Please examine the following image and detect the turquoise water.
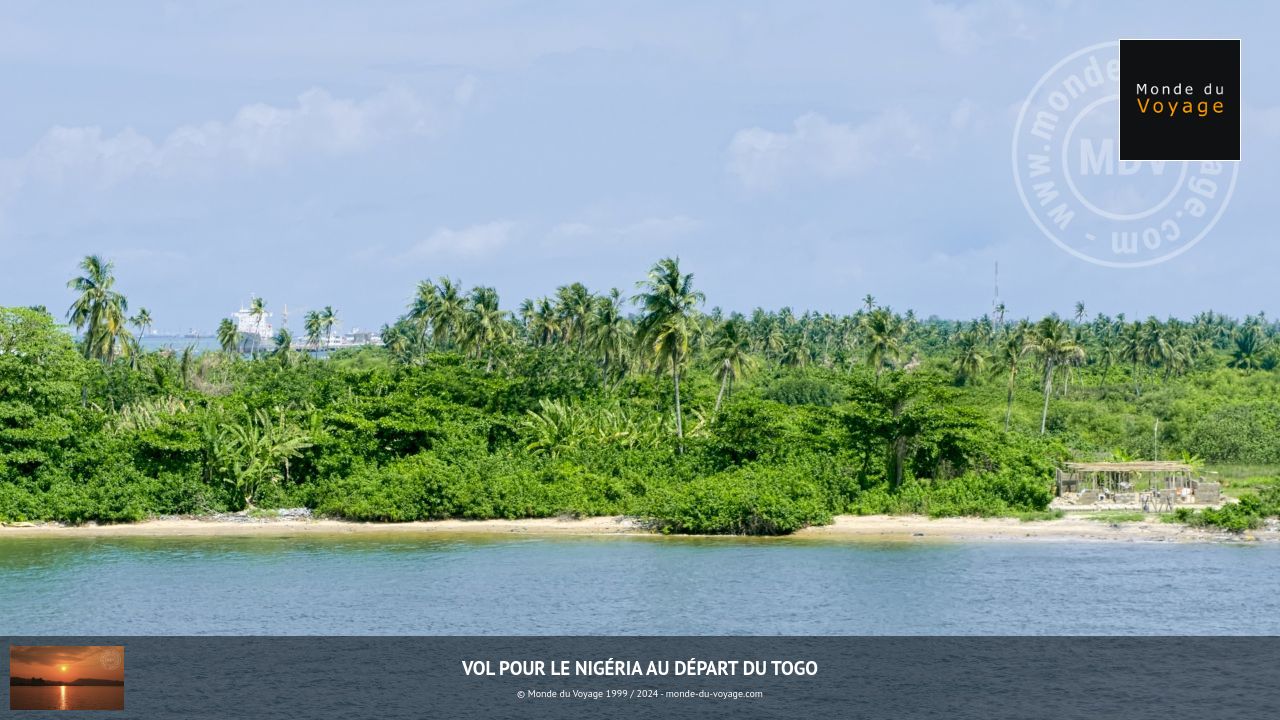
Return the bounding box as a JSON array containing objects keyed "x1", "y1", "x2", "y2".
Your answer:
[{"x1": 1, "y1": 535, "x2": 1277, "y2": 635}]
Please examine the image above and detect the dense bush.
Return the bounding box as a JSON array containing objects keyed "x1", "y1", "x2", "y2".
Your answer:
[
  {"x1": 644, "y1": 464, "x2": 833, "y2": 535},
  {"x1": 879, "y1": 471, "x2": 1055, "y2": 518},
  {"x1": 1173, "y1": 486, "x2": 1280, "y2": 532}
]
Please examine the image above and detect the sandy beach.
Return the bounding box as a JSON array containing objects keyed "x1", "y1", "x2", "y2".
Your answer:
[{"x1": 0, "y1": 513, "x2": 1274, "y2": 543}]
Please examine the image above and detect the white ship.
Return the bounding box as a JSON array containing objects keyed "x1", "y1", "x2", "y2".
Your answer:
[
  {"x1": 228, "y1": 298, "x2": 382, "y2": 351},
  {"x1": 233, "y1": 300, "x2": 274, "y2": 348}
]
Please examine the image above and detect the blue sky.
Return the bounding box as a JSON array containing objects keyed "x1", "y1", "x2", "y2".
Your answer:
[{"x1": 1, "y1": 1, "x2": 1277, "y2": 334}]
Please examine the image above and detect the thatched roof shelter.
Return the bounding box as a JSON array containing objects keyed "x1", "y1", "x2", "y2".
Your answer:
[
  {"x1": 1056, "y1": 460, "x2": 1199, "y2": 499},
  {"x1": 1063, "y1": 461, "x2": 1192, "y2": 473}
]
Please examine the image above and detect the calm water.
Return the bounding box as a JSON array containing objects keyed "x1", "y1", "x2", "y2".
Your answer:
[
  {"x1": 1, "y1": 535, "x2": 1278, "y2": 635},
  {"x1": 10, "y1": 685, "x2": 124, "y2": 711}
]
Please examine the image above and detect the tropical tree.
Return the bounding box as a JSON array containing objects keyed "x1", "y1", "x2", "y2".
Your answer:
[
  {"x1": 219, "y1": 408, "x2": 312, "y2": 509},
  {"x1": 1120, "y1": 321, "x2": 1150, "y2": 395},
  {"x1": 859, "y1": 307, "x2": 906, "y2": 382},
  {"x1": 633, "y1": 257, "x2": 704, "y2": 447},
  {"x1": 996, "y1": 322, "x2": 1028, "y2": 430},
  {"x1": 130, "y1": 307, "x2": 153, "y2": 337},
  {"x1": 431, "y1": 278, "x2": 466, "y2": 348},
  {"x1": 1025, "y1": 316, "x2": 1084, "y2": 434},
  {"x1": 408, "y1": 279, "x2": 437, "y2": 346},
  {"x1": 526, "y1": 297, "x2": 559, "y2": 346},
  {"x1": 952, "y1": 328, "x2": 988, "y2": 385},
  {"x1": 248, "y1": 297, "x2": 268, "y2": 353},
  {"x1": 709, "y1": 318, "x2": 756, "y2": 413},
  {"x1": 217, "y1": 318, "x2": 240, "y2": 354},
  {"x1": 462, "y1": 286, "x2": 511, "y2": 370},
  {"x1": 271, "y1": 328, "x2": 296, "y2": 367},
  {"x1": 555, "y1": 282, "x2": 595, "y2": 347},
  {"x1": 66, "y1": 255, "x2": 132, "y2": 362},
  {"x1": 588, "y1": 289, "x2": 629, "y2": 379},
  {"x1": 303, "y1": 310, "x2": 324, "y2": 351},
  {"x1": 179, "y1": 345, "x2": 194, "y2": 389},
  {"x1": 321, "y1": 306, "x2": 338, "y2": 348},
  {"x1": 1228, "y1": 324, "x2": 1271, "y2": 371}
]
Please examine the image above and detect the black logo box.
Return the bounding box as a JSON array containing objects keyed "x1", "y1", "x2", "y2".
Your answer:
[{"x1": 1119, "y1": 39, "x2": 1240, "y2": 161}]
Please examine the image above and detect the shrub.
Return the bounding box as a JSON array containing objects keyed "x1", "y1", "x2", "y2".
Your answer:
[
  {"x1": 644, "y1": 464, "x2": 832, "y2": 535},
  {"x1": 848, "y1": 471, "x2": 1053, "y2": 518},
  {"x1": 1177, "y1": 493, "x2": 1276, "y2": 533},
  {"x1": 763, "y1": 376, "x2": 847, "y2": 407}
]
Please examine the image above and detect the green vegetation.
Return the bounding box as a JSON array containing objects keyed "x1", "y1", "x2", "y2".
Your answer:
[
  {"x1": 1085, "y1": 511, "x2": 1149, "y2": 523},
  {"x1": 1171, "y1": 488, "x2": 1280, "y2": 533},
  {"x1": 4, "y1": 255, "x2": 1280, "y2": 534}
]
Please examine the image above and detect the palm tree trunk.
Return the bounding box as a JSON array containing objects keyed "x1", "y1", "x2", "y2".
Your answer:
[
  {"x1": 714, "y1": 361, "x2": 729, "y2": 414},
  {"x1": 672, "y1": 356, "x2": 684, "y2": 450},
  {"x1": 1040, "y1": 360, "x2": 1055, "y2": 434},
  {"x1": 1004, "y1": 367, "x2": 1016, "y2": 431}
]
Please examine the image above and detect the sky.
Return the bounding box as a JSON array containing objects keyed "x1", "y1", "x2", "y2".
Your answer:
[
  {"x1": 10, "y1": 646, "x2": 125, "y2": 682},
  {"x1": 0, "y1": 1, "x2": 1277, "y2": 334}
]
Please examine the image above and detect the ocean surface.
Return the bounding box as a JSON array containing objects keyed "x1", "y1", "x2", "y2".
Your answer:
[
  {"x1": 1, "y1": 535, "x2": 1278, "y2": 635},
  {"x1": 9, "y1": 685, "x2": 124, "y2": 711}
]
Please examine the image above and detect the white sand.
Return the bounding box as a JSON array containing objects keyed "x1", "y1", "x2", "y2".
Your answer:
[{"x1": 1, "y1": 513, "x2": 1272, "y2": 542}]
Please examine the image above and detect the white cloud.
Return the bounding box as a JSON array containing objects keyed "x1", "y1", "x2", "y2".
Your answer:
[
  {"x1": 548, "y1": 214, "x2": 699, "y2": 244},
  {"x1": 726, "y1": 111, "x2": 926, "y2": 191},
  {"x1": 405, "y1": 221, "x2": 516, "y2": 260},
  {"x1": 927, "y1": 3, "x2": 983, "y2": 55},
  {"x1": 926, "y1": 1, "x2": 1042, "y2": 55},
  {"x1": 4, "y1": 86, "x2": 442, "y2": 194}
]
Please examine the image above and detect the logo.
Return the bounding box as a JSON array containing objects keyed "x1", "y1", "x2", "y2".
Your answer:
[
  {"x1": 1119, "y1": 39, "x2": 1240, "y2": 161},
  {"x1": 1012, "y1": 41, "x2": 1238, "y2": 268}
]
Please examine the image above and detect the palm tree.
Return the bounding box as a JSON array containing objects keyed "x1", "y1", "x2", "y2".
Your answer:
[
  {"x1": 217, "y1": 318, "x2": 240, "y2": 354},
  {"x1": 859, "y1": 307, "x2": 906, "y2": 382},
  {"x1": 431, "y1": 278, "x2": 466, "y2": 348},
  {"x1": 271, "y1": 328, "x2": 296, "y2": 366},
  {"x1": 303, "y1": 310, "x2": 324, "y2": 351},
  {"x1": 709, "y1": 318, "x2": 756, "y2": 413},
  {"x1": 320, "y1": 306, "x2": 338, "y2": 348},
  {"x1": 633, "y1": 257, "x2": 704, "y2": 447},
  {"x1": 1228, "y1": 324, "x2": 1270, "y2": 371},
  {"x1": 179, "y1": 345, "x2": 194, "y2": 389},
  {"x1": 130, "y1": 307, "x2": 153, "y2": 337},
  {"x1": 462, "y1": 286, "x2": 511, "y2": 370},
  {"x1": 997, "y1": 322, "x2": 1029, "y2": 430},
  {"x1": 248, "y1": 297, "x2": 267, "y2": 353},
  {"x1": 525, "y1": 297, "x2": 559, "y2": 346},
  {"x1": 408, "y1": 279, "x2": 437, "y2": 346},
  {"x1": 952, "y1": 329, "x2": 988, "y2": 385},
  {"x1": 555, "y1": 282, "x2": 595, "y2": 346},
  {"x1": 66, "y1": 254, "x2": 131, "y2": 362},
  {"x1": 588, "y1": 289, "x2": 629, "y2": 379},
  {"x1": 1025, "y1": 316, "x2": 1084, "y2": 434},
  {"x1": 1119, "y1": 321, "x2": 1149, "y2": 395}
]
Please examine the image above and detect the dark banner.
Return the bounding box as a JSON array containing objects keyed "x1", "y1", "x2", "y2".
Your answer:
[{"x1": 4, "y1": 637, "x2": 1278, "y2": 719}]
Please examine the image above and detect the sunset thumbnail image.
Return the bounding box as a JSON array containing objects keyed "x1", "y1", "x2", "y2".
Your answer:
[{"x1": 9, "y1": 646, "x2": 124, "y2": 711}]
